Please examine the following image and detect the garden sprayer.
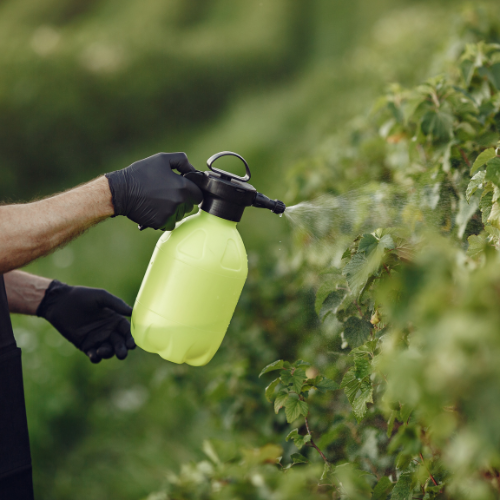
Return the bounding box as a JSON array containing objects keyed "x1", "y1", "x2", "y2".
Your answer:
[{"x1": 131, "y1": 151, "x2": 285, "y2": 366}]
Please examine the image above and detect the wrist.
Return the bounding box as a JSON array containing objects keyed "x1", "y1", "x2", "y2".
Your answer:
[
  {"x1": 4, "y1": 271, "x2": 53, "y2": 315},
  {"x1": 93, "y1": 176, "x2": 115, "y2": 218}
]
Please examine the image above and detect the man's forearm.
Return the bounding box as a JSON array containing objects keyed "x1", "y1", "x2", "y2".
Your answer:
[
  {"x1": 0, "y1": 176, "x2": 114, "y2": 274},
  {"x1": 4, "y1": 271, "x2": 52, "y2": 315}
]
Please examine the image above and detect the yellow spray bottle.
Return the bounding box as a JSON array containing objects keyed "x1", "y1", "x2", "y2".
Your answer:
[{"x1": 131, "y1": 152, "x2": 285, "y2": 366}]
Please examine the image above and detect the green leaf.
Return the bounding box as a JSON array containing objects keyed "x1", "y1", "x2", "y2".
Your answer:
[
  {"x1": 259, "y1": 360, "x2": 284, "y2": 377},
  {"x1": 286, "y1": 428, "x2": 300, "y2": 442},
  {"x1": 471, "y1": 147, "x2": 496, "y2": 175},
  {"x1": 388, "y1": 424, "x2": 421, "y2": 456},
  {"x1": 488, "y1": 201, "x2": 500, "y2": 229},
  {"x1": 352, "y1": 380, "x2": 373, "y2": 421},
  {"x1": 281, "y1": 368, "x2": 307, "y2": 394},
  {"x1": 391, "y1": 472, "x2": 412, "y2": 500},
  {"x1": 467, "y1": 233, "x2": 487, "y2": 258},
  {"x1": 286, "y1": 429, "x2": 312, "y2": 449},
  {"x1": 314, "y1": 376, "x2": 339, "y2": 392},
  {"x1": 466, "y1": 170, "x2": 486, "y2": 202},
  {"x1": 340, "y1": 369, "x2": 372, "y2": 420},
  {"x1": 341, "y1": 246, "x2": 352, "y2": 260},
  {"x1": 343, "y1": 235, "x2": 391, "y2": 297},
  {"x1": 265, "y1": 378, "x2": 280, "y2": 402},
  {"x1": 379, "y1": 234, "x2": 396, "y2": 250},
  {"x1": 318, "y1": 290, "x2": 346, "y2": 321},
  {"x1": 351, "y1": 340, "x2": 378, "y2": 356},
  {"x1": 284, "y1": 394, "x2": 309, "y2": 423},
  {"x1": 358, "y1": 234, "x2": 378, "y2": 255},
  {"x1": 354, "y1": 357, "x2": 371, "y2": 380},
  {"x1": 485, "y1": 157, "x2": 500, "y2": 186},
  {"x1": 420, "y1": 110, "x2": 453, "y2": 142},
  {"x1": 372, "y1": 476, "x2": 394, "y2": 500},
  {"x1": 293, "y1": 359, "x2": 311, "y2": 368},
  {"x1": 274, "y1": 391, "x2": 289, "y2": 414},
  {"x1": 314, "y1": 270, "x2": 345, "y2": 315},
  {"x1": 396, "y1": 454, "x2": 413, "y2": 471},
  {"x1": 489, "y1": 62, "x2": 500, "y2": 90},
  {"x1": 340, "y1": 368, "x2": 359, "y2": 404},
  {"x1": 320, "y1": 462, "x2": 334, "y2": 482},
  {"x1": 342, "y1": 253, "x2": 369, "y2": 296},
  {"x1": 476, "y1": 130, "x2": 498, "y2": 147},
  {"x1": 480, "y1": 189, "x2": 493, "y2": 223},
  {"x1": 399, "y1": 404, "x2": 413, "y2": 423},
  {"x1": 485, "y1": 225, "x2": 500, "y2": 239},
  {"x1": 343, "y1": 317, "x2": 372, "y2": 348},
  {"x1": 456, "y1": 193, "x2": 480, "y2": 238},
  {"x1": 358, "y1": 233, "x2": 395, "y2": 256},
  {"x1": 461, "y1": 58, "x2": 475, "y2": 86},
  {"x1": 290, "y1": 452, "x2": 309, "y2": 464},
  {"x1": 451, "y1": 84, "x2": 475, "y2": 102}
]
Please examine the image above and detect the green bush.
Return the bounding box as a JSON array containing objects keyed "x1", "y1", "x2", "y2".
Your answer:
[
  {"x1": 145, "y1": 7, "x2": 500, "y2": 499},
  {"x1": 7, "y1": 2, "x2": 500, "y2": 499}
]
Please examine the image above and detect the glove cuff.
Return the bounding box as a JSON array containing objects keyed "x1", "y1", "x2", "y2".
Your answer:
[
  {"x1": 104, "y1": 171, "x2": 128, "y2": 217},
  {"x1": 36, "y1": 280, "x2": 70, "y2": 318}
]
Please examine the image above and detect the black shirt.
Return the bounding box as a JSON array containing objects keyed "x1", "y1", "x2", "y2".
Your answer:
[
  {"x1": 0, "y1": 274, "x2": 34, "y2": 498},
  {"x1": 0, "y1": 275, "x2": 15, "y2": 349}
]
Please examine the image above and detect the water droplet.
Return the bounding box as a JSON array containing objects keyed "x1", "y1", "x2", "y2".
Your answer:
[{"x1": 279, "y1": 213, "x2": 283, "y2": 218}]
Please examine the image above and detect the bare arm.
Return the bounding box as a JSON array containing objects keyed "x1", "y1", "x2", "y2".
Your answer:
[
  {"x1": 0, "y1": 176, "x2": 114, "y2": 274},
  {"x1": 4, "y1": 271, "x2": 52, "y2": 315}
]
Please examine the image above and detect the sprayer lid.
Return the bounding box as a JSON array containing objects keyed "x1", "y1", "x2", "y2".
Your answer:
[{"x1": 184, "y1": 151, "x2": 258, "y2": 222}]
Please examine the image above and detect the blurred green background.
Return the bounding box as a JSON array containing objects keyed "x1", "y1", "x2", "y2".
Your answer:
[{"x1": 1, "y1": 0, "x2": 492, "y2": 498}]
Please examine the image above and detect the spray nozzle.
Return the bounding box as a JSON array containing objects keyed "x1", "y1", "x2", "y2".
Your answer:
[
  {"x1": 253, "y1": 192, "x2": 286, "y2": 214},
  {"x1": 182, "y1": 151, "x2": 286, "y2": 222}
]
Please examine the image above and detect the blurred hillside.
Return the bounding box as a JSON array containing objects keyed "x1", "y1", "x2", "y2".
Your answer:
[{"x1": 2, "y1": 0, "x2": 494, "y2": 499}]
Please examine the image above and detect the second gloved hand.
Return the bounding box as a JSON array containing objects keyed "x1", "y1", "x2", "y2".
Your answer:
[
  {"x1": 36, "y1": 280, "x2": 136, "y2": 363},
  {"x1": 105, "y1": 152, "x2": 203, "y2": 231}
]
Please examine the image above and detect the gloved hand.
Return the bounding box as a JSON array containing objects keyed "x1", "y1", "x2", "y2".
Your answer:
[
  {"x1": 105, "y1": 152, "x2": 203, "y2": 231},
  {"x1": 36, "y1": 280, "x2": 135, "y2": 363}
]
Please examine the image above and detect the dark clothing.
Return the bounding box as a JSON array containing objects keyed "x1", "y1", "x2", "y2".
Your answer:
[
  {"x1": 0, "y1": 275, "x2": 16, "y2": 349},
  {"x1": 0, "y1": 275, "x2": 34, "y2": 499}
]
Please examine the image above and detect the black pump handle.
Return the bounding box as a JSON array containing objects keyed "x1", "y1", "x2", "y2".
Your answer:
[{"x1": 207, "y1": 151, "x2": 251, "y2": 182}]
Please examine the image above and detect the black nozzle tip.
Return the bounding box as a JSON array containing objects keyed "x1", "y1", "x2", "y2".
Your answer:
[
  {"x1": 253, "y1": 192, "x2": 286, "y2": 214},
  {"x1": 273, "y1": 200, "x2": 286, "y2": 215}
]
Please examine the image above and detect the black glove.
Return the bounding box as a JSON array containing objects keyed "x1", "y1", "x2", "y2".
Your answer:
[
  {"x1": 36, "y1": 280, "x2": 136, "y2": 364},
  {"x1": 105, "y1": 152, "x2": 203, "y2": 231}
]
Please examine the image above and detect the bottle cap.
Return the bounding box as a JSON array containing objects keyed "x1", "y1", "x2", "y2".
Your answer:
[{"x1": 184, "y1": 152, "x2": 285, "y2": 222}]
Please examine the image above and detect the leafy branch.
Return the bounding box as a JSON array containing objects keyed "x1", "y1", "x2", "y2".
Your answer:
[{"x1": 259, "y1": 359, "x2": 337, "y2": 466}]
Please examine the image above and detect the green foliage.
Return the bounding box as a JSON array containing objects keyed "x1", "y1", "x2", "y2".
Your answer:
[
  {"x1": 8, "y1": 1, "x2": 500, "y2": 499},
  {"x1": 261, "y1": 361, "x2": 338, "y2": 427},
  {"x1": 153, "y1": 5, "x2": 500, "y2": 499},
  {"x1": 257, "y1": 7, "x2": 500, "y2": 499},
  {"x1": 286, "y1": 429, "x2": 312, "y2": 450},
  {"x1": 372, "y1": 476, "x2": 394, "y2": 500}
]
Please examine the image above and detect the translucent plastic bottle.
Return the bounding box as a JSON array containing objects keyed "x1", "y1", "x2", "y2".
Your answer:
[
  {"x1": 131, "y1": 152, "x2": 285, "y2": 366},
  {"x1": 132, "y1": 210, "x2": 247, "y2": 366}
]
